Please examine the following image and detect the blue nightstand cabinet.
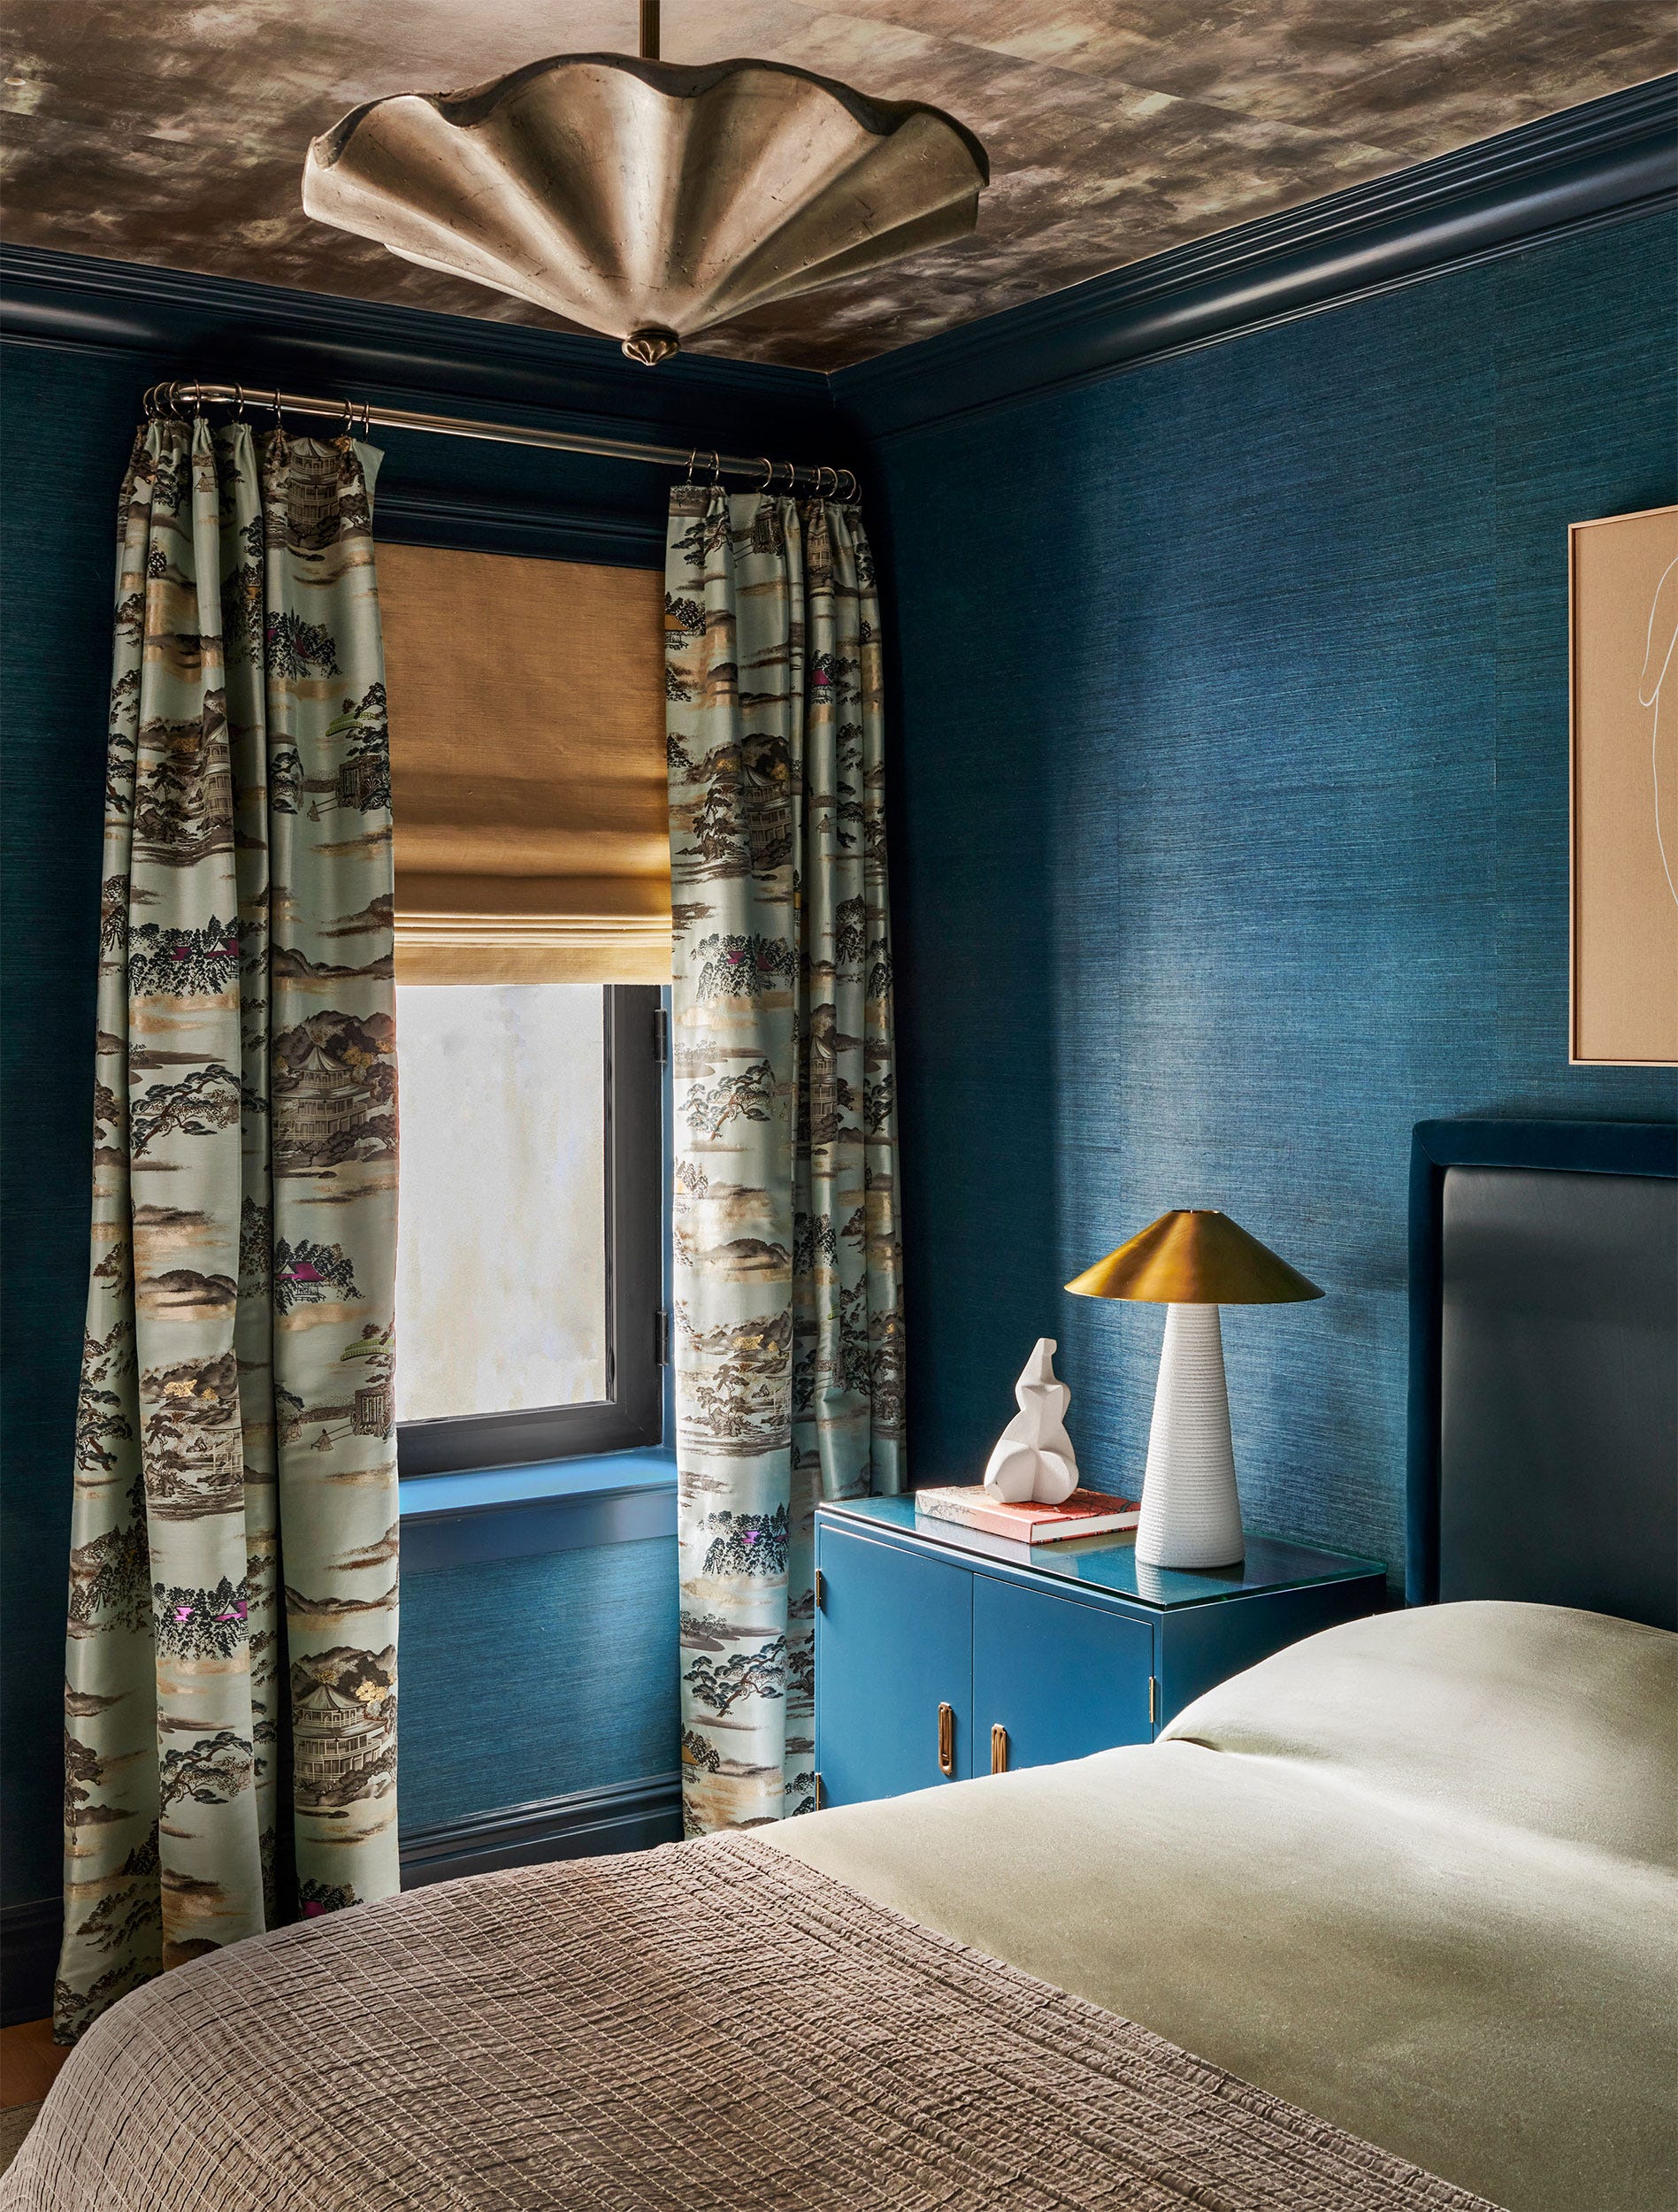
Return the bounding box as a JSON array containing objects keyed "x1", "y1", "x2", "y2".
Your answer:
[{"x1": 814, "y1": 1497, "x2": 1386, "y2": 1810}]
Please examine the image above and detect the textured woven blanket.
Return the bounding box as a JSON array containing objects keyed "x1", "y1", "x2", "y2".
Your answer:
[{"x1": 3, "y1": 1833, "x2": 1499, "y2": 2211}]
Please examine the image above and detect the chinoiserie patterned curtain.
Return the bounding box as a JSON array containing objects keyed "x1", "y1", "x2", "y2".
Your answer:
[
  {"x1": 57, "y1": 413, "x2": 400, "y2": 2039},
  {"x1": 666, "y1": 484, "x2": 905, "y2": 1834}
]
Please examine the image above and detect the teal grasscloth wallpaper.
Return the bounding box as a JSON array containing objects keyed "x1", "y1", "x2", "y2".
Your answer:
[
  {"x1": 5, "y1": 206, "x2": 1676, "y2": 1940},
  {"x1": 872, "y1": 211, "x2": 1678, "y2": 1584}
]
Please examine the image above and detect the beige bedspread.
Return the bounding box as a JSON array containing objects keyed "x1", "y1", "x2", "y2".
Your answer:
[
  {"x1": 767, "y1": 1600, "x2": 1678, "y2": 2212},
  {"x1": 3, "y1": 1832, "x2": 1495, "y2": 2212},
  {"x1": 8, "y1": 1601, "x2": 1667, "y2": 2211}
]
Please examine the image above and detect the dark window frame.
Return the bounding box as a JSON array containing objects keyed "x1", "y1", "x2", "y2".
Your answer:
[{"x1": 396, "y1": 982, "x2": 665, "y2": 1479}]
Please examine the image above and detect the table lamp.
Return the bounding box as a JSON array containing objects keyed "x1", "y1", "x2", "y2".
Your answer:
[{"x1": 1066, "y1": 1210, "x2": 1322, "y2": 1571}]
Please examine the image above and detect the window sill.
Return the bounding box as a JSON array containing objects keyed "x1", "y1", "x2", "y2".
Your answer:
[{"x1": 399, "y1": 1448, "x2": 677, "y2": 1571}]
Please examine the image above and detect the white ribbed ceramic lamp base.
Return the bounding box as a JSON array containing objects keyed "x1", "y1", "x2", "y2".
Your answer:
[{"x1": 1135, "y1": 1303, "x2": 1245, "y2": 1570}]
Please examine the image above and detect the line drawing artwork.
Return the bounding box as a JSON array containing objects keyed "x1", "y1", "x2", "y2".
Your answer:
[{"x1": 1641, "y1": 551, "x2": 1678, "y2": 910}]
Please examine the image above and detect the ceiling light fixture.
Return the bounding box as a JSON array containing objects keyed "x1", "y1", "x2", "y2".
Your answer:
[{"x1": 301, "y1": 0, "x2": 988, "y2": 365}]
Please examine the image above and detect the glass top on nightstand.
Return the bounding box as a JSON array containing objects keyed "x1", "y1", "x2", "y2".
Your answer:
[{"x1": 816, "y1": 1494, "x2": 1385, "y2": 1610}]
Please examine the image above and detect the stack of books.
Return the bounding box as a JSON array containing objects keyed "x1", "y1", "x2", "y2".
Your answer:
[{"x1": 914, "y1": 1485, "x2": 1142, "y2": 1545}]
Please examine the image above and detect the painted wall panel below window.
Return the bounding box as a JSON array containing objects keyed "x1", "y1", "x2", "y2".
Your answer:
[{"x1": 397, "y1": 1538, "x2": 679, "y2": 1832}]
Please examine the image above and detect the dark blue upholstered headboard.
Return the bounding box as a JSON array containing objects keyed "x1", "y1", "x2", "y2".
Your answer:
[{"x1": 1408, "y1": 1120, "x2": 1678, "y2": 1628}]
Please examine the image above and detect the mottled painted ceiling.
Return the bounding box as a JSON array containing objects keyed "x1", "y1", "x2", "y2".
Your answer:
[{"x1": 2, "y1": 3, "x2": 1669, "y2": 369}]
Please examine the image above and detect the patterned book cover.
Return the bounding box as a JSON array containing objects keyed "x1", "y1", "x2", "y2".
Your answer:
[{"x1": 914, "y1": 1486, "x2": 1142, "y2": 1543}]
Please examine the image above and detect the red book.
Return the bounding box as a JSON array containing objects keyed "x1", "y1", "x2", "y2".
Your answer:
[{"x1": 913, "y1": 1485, "x2": 1141, "y2": 1544}]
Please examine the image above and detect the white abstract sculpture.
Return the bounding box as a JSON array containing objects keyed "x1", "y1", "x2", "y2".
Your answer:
[{"x1": 984, "y1": 1339, "x2": 1080, "y2": 1503}]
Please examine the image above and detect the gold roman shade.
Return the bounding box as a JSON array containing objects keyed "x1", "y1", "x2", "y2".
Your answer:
[{"x1": 377, "y1": 540, "x2": 671, "y2": 984}]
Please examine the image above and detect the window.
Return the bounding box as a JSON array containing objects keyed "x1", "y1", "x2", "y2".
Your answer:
[
  {"x1": 394, "y1": 981, "x2": 663, "y2": 1477},
  {"x1": 375, "y1": 538, "x2": 671, "y2": 1479}
]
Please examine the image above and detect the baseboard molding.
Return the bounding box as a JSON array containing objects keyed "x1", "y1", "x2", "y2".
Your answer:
[
  {"x1": 834, "y1": 74, "x2": 1678, "y2": 440},
  {"x1": 0, "y1": 1898, "x2": 60, "y2": 2030},
  {"x1": 399, "y1": 1771, "x2": 683, "y2": 1888}
]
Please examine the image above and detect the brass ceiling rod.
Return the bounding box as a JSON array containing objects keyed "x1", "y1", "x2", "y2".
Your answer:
[{"x1": 161, "y1": 381, "x2": 855, "y2": 495}]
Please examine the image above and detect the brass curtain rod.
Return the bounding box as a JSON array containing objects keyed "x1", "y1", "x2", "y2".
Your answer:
[{"x1": 155, "y1": 381, "x2": 857, "y2": 497}]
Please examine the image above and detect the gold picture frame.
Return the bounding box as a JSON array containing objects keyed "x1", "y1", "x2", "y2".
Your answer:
[{"x1": 1567, "y1": 503, "x2": 1678, "y2": 1066}]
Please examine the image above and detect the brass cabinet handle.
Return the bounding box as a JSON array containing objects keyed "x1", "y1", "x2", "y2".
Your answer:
[
  {"x1": 991, "y1": 1723, "x2": 1008, "y2": 1775},
  {"x1": 937, "y1": 1701, "x2": 955, "y2": 1777}
]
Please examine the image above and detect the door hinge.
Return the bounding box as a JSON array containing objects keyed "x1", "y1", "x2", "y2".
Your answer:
[
  {"x1": 655, "y1": 1308, "x2": 672, "y2": 1365},
  {"x1": 1149, "y1": 1675, "x2": 1159, "y2": 1730},
  {"x1": 814, "y1": 1567, "x2": 826, "y2": 1610},
  {"x1": 653, "y1": 1005, "x2": 670, "y2": 1066}
]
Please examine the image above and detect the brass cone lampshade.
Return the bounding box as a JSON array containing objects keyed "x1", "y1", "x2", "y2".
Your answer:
[
  {"x1": 1067, "y1": 1210, "x2": 1322, "y2": 1306},
  {"x1": 1068, "y1": 1210, "x2": 1322, "y2": 1571},
  {"x1": 302, "y1": 9, "x2": 988, "y2": 365}
]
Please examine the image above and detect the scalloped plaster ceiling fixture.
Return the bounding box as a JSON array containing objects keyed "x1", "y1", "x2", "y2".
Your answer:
[{"x1": 301, "y1": 0, "x2": 988, "y2": 365}]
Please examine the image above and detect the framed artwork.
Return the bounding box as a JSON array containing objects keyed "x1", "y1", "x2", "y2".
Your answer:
[{"x1": 1568, "y1": 504, "x2": 1678, "y2": 1066}]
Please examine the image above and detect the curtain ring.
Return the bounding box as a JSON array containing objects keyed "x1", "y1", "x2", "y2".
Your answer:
[
  {"x1": 837, "y1": 467, "x2": 859, "y2": 501},
  {"x1": 815, "y1": 465, "x2": 838, "y2": 499},
  {"x1": 708, "y1": 450, "x2": 723, "y2": 486},
  {"x1": 270, "y1": 388, "x2": 284, "y2": 427},
  {"x1": 360, "y1": 398, "x2": 372, "y2": 437},
  {"x1": 753, "y1": 457, "x2": 774, "y2": 491},
  {"x1": 340, "y1": 396, "x2": 356, "y2": 442},
  {"x1": 232, "y1": 383, "x2": 247, "y2": 419},
  {"x1": 684, "y1": 449, "x2": 697, "y2": 482}
]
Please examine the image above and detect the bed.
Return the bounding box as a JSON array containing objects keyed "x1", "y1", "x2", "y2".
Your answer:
[{"x1": 7, "y1": 1119, "x2": 1674, "y2": 2212}]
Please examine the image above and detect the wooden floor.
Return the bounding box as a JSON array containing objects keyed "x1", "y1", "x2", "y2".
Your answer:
[{"x1": 0, "y1": 2020, "x2": 68, "y2": 2108}]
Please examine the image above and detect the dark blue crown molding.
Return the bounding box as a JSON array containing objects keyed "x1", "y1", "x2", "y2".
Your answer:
[
  {"x1": 3, "y1": 78, "x2": 1671, "y2": 456},
  {"x1": 0, "y1": 242, "x2": 840, "y2": 459},
  {"x1": 833, "y1": 73, "x2": 1678, "y2": 442}
]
